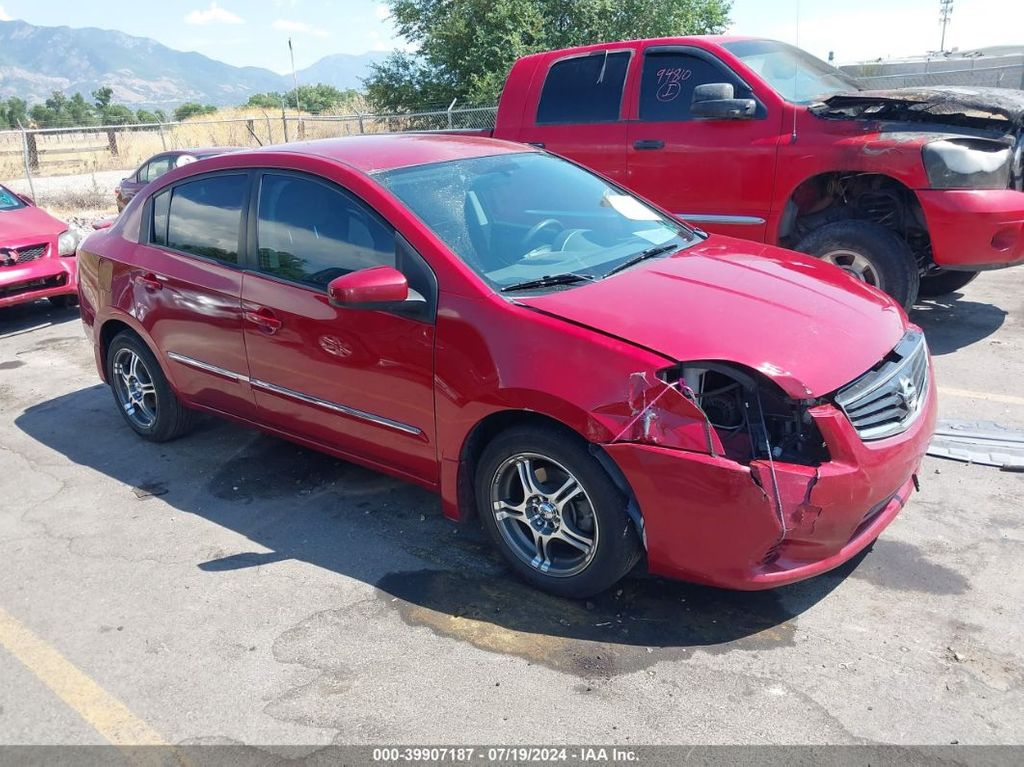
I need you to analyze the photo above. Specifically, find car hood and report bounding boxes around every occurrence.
[516,238,908,399]
[821,86,1024,130]
[0,205,66,244]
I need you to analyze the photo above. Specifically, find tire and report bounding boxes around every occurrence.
[794,220,920,310]
[918,269,979,298]
[105,331,197,442]
[48,294,79,309]
[475,425,642,598]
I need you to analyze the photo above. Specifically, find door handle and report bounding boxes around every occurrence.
[136,273,163,291]
[244,308,282,334]
[633,139,665,150]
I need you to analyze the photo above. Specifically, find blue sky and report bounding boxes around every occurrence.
[0,0,1021,73]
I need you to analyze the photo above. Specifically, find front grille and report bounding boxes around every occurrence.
[835,331,930,441]
[0,243,47,267]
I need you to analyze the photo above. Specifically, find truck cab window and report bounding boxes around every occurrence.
[536,51,630,125]
[639,52,751,121]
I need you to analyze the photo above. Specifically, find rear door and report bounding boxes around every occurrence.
[625,45,784,242]
[239,171,438,483]
[515,49,632,185]
[135,172,255,418]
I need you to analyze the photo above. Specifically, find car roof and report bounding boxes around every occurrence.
[241,133,536,174]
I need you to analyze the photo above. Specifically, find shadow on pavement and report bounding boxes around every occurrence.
[0,300,81,338]
[911,292,1006,356]
[16,384,867,670]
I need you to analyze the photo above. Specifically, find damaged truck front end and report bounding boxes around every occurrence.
[600,331,936,590]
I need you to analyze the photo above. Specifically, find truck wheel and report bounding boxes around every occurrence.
[795,220,920,310]
[476,425,642,599]
[918,269,978,298]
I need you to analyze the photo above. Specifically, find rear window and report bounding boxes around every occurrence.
[536,51,630,125]
[165,174,246,264]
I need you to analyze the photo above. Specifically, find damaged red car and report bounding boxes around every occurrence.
[1,184,79,310]
[77,135,936,597]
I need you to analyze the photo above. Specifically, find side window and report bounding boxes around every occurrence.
[151,189,170,245]
[146,157,173,182]
[166,174,246,264]
[536,51,630,125]
[639,52,751,121]
[256,174,395,289]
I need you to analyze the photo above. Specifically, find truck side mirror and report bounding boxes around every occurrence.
[691,83,757,120]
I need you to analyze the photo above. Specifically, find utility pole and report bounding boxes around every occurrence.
[288,37,302,113]
[939,0,954,53]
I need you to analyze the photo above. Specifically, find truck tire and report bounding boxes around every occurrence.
[794,220,920,310]
[918,269,979,298]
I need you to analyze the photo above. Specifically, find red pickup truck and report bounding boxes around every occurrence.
[479,36,1024,308]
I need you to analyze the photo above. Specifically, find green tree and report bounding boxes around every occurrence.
[135,109,159,123]
[243,84,360,113]
[173,102,217,121]
[92,86,114,109]
[365,0,731,110]
[100,104,137,125]
[0,97,29,129]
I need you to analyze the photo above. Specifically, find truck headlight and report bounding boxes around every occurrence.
[57,230,79,257]
[923,138,1011,190]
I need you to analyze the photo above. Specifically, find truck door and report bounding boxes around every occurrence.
[625,45,784,242]
[516,49,632,185]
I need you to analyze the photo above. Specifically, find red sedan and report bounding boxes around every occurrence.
[77,135,936,597]
[1,184,79,310]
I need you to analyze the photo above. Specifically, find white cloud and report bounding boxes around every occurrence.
[0,5,13,21]
[184,2,244,26]
[272,19,328,38]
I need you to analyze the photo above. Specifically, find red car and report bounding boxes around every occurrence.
[1,184,79,310]
[481,37,1024,309]
[78,135,936,597]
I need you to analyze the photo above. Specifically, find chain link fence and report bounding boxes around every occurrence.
[842,57,1024,91]
[0,104,497,215]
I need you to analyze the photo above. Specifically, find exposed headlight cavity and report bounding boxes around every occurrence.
[659,362,829,466]
[57,230,79,257]
[923,138,1012,189]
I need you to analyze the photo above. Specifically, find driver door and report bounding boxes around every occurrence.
[240,170,438,483]
[625,45,783,241]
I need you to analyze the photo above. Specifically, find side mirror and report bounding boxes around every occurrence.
[327,265,410,307]
[691,83,757,120]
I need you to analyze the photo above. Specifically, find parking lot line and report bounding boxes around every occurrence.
[938,386,1024,407]
[0,606,166,746]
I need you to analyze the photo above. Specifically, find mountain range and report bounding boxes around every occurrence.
[0,19,390,108]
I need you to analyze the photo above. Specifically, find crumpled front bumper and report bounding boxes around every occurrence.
[918,188,1024,270]
[604,374,938,590]
[0,252,78,309]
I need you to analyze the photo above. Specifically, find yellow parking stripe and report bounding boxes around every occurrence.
[0,606,166,745]
[939,386,1024,407]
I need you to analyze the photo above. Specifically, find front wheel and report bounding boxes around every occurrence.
[475,425,642,598]
[794,220,920,310]
[48,294,79,309]
[919,269,979,298]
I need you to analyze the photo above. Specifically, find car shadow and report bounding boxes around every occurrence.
[16,384,867,662]
[910,292,1007,356]
[0,300,81,338]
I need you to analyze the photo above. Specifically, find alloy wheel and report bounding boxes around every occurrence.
[111,347,158,430]
[821,248,883,287]
[489,452,599,577]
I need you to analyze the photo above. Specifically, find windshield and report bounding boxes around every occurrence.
[0,185,26,212]
[723,39,861,104]
[376,153,694,293]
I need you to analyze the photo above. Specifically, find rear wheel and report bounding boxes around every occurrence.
[476,425,641,598]
[106,331,197,442]
[918,269,979,297]
[795,220,920,310]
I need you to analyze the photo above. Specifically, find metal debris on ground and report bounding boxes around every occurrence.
[927,420,1024,471]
